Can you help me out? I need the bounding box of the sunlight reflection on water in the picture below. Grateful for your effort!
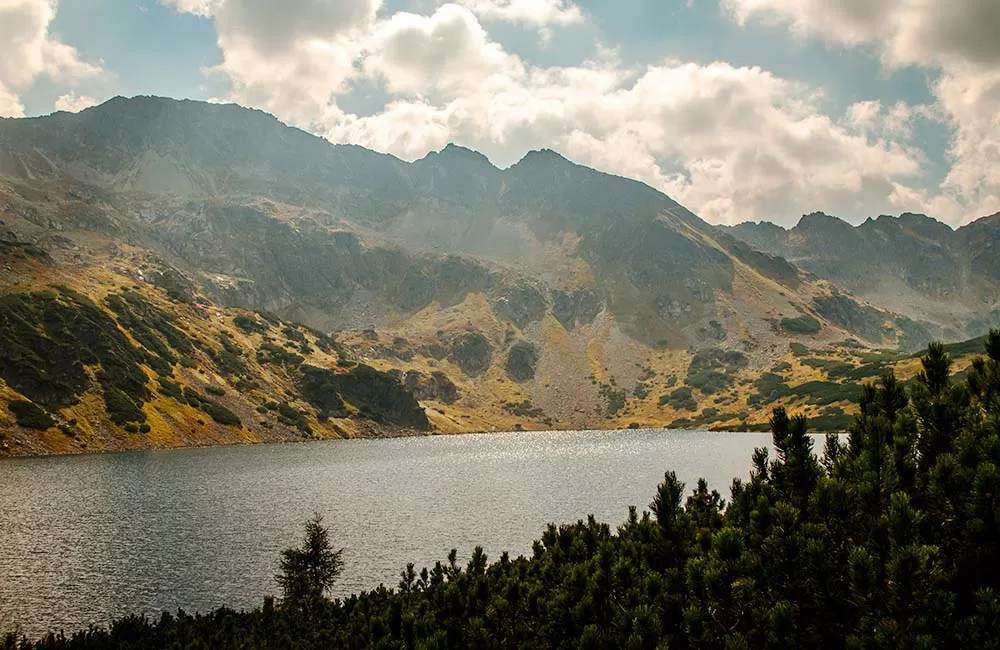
[0,429,808,637]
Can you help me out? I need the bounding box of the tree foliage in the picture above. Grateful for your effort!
[275,514,344,617]
[7,334,1000,649]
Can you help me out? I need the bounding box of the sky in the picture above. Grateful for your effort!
[1,0,998,227]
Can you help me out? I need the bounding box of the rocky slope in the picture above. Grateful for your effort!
[727,211,1000,340]
[2,240,962,456]
[0,96,955,454]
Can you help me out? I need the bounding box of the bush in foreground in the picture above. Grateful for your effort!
[6,334,1000,649]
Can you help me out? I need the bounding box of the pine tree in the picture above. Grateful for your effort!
[275,513,343,616]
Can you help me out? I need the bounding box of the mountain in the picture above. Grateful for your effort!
[0,277,434,456]
[0,96,945,453]
[727,211,1000,339]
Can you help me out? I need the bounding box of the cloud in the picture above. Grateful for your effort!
[0,84,23,117]
[365,5,523,98]
[455,0,584,27]
[722,0,1000,224]
[214,0,380,55]
[581,62,922,225]
[0,0,102,117]
[53,91,98,112]
[166,0,378,126]
[723,0,1000,71]
[160,0,223,17]
[935,67,1000,219]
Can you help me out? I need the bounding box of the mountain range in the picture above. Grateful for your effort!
[727,211,1000,340]
[0,96,995,454]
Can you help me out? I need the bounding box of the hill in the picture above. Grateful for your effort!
[0,250,434,456]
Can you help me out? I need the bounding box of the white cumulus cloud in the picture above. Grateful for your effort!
[0,0,102,117]
[53,91,98,112]
[723,0,1000,224]
[365,5,523,99]
[455,0,584,27]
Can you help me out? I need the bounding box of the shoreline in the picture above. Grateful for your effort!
[0,423,847,460]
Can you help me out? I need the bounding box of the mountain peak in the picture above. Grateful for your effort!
[512,148,574,168]
[420,143,497,169]
[730,220,787,233]
[795,211,851,232]
[517,148,569,164]
[862,213,954,240]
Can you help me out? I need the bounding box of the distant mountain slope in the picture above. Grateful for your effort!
[0,96,411,203]
[0,96,958,453]
[0,96,926,351]
[727,211,1000,340]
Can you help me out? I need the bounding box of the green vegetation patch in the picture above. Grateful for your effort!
[282,326,307,344]
[182,388,242,427]
[502,399,546,419]
[660,386,697,411]
[748,372,791,407]
[449,332,493,377]
[780,314,821,334]
[833,361,894,382]
[685,369,732,395]
[671,405,727,429]
[788,380,862,406]
[599,383,627,416]
[0,291,113,407]
[102,385,146,424]
[504,341,539,382]
[789,342,809,357]
[105,289,194,363]
[7,399,55,430]
[800,357,854,377]
[156,377,184,401]
[297,367,349,419]
[808,406,852,432]
[685,348,746,395]
[927,335,989,359]
[257,342,305,368]
[800,355,901,382]
[233,315,268,334]
[270,402,312,434]
[209,333,250,378]
[298,364,429,430]
[0,289,158,426]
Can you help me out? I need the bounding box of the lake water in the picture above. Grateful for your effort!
[0,429,786,638]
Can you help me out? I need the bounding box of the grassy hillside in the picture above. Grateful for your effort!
[0,252,432,456]
[3,229,985,456]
